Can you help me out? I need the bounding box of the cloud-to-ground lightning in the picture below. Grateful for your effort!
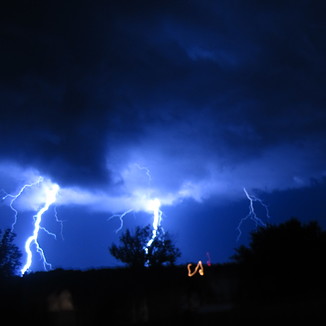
[236,187,270,241]
[1,177,61,275]
[144,198,163,253]
[21,183,60,275]
[109,164,164,264]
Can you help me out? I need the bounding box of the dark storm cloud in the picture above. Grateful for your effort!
[1,0,325,193]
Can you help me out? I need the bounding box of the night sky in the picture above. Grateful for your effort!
[1,0,326,273]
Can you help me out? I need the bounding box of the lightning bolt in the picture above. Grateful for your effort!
[144,198,163,252]
[237,187,270,241]
[108,164,151,232]
[109,164,164,265]
[1,176,43,231]
[108,208,134,233]
[21,183,60,275]
[1,177,61,275]
[134,163,152,185]
[54,206,65,241]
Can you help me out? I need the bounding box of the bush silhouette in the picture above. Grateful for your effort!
[0,229,22,278]
[232,218,326,299]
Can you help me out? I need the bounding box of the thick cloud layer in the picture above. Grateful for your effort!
[1,0,326,204]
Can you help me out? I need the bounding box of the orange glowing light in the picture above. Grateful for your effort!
[187,260,204,277]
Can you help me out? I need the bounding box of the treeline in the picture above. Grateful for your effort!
[232,218,326,301]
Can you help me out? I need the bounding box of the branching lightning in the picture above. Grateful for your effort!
[134,163,152,185]
[1,167,273,273]
[21,183,60,275]
[54,206,65,241]
[108,208,134,233]
[237,187,270,241]
[109,164,164,263]
[2,177,61,275]
[2,177,43,231]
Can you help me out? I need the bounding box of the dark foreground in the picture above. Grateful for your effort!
[1,265,325,325]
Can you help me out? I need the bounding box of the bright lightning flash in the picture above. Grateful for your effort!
[144,198,163,252]
[2,178,60,275]
[108,164,164,265]
[237,187,270,241]
[109,198,163,255]
[21,183,60,275]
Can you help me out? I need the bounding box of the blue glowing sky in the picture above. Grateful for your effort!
[1,0,326,272]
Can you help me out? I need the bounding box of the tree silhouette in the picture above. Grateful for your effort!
[232,218,326,298]
[146,226,181,267]
[0,229,22,278]
[109,225,181,268]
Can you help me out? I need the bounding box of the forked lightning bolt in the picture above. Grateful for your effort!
[108,209,134,234]
[237,187,270,241]
[21,183,60,275]
[109,164,164,264]
[2,177,43,231]
[2,178,60,275]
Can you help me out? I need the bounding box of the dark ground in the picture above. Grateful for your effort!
[0,265,325,325]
